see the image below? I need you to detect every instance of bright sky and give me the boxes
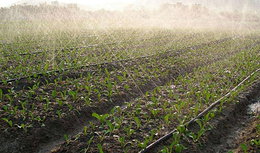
[0,0,137,7]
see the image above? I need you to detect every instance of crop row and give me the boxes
[52,39,260,153]
[0,34,235,95]
[0,30,219,81]
[0,34,259,152]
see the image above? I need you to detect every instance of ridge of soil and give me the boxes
[150,82,260,153]
[188,82,260,153]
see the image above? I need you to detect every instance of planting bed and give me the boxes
[0,21,260,153]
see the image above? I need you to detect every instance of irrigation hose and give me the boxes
[140,68,260,153]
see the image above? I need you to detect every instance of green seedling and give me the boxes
[188,128,206,142]
[134,117,141,129]
[43,98,50,112]
[11,106,19,116]
[84,126,88,135]
[81,136,94,153]
[17,123,28,133]
[2,118,13,127]
[151,109,160,118]
[240,143,248,153]
[106,120,115,134]
[114,116,123,129]
[136,139,149,149]
[99,130,110,142]
[35,116,46,123]
[57,110,62,118]
[110,106,117,117]
[6,94,13,104]
[250,138,260,147]
[67,104,73,111]
[177,125,186,134]
[164,114,171,125]
[118,136,126,147]
[64,134,69,145]
[124,85,130,91]
[28,111,34,120]
[68,90,78,102]
[124,123,135,138]
[92,113,109,123]
[97,143,104,153]
[89,121,96,130]
[0,89,2,100]
[203,112,210,123]
[60,91,68,100]
[52,90,57,98]
[175,144,187,153]
[57,99,63,106]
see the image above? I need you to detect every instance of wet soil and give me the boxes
[0,37,259,153]
[184,82,260,153]
[145,82,260,153]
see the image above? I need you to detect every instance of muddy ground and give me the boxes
[154,82,260,153]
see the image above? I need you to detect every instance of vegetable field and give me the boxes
[0,21,260,153]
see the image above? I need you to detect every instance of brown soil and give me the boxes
[153,82,260,153]
[0,37,259,153]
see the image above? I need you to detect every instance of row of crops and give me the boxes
[0,23,260,152]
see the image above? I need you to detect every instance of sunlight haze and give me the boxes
[0,0,137,8]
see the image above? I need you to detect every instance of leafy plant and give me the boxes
[81,136,94,153]
[92,113,109,123]
[2,118,13,127]
[240,143,248,153]
[97,143,104,153]
[0,89,2,100]
[64,134,69,145]
[124,123,135,138]
[17,123,29,133]
[134,117,141,129]
[89,121,96,130]
[84,126,88,135]
[106,120,115,134]
[118,136,126,147]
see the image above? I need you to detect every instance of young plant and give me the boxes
[134,117,141,129]
[68,90,78,102]
[84,126,88,135]
[99,130,110,142]
[97,143,104,153]
[92,113,109,123]
[118,136,126,147]
[43,98,50,112]
[175,144,187,153]
[81,136,94,153]
[151,109,160,118]
[240,143,248,153]
[52,89,57,98]
[57,110,62,118]
[124,123,135,138]
[106,120,115,134]
[64,134,69,145]
[6,94,13,105]
[114,116,123,129]
[2,118,13,127]
[17,123,28,133]
[160,140,177,153]
[0,89,2,100]
[164,114,172,125]
[89,121,96,130]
